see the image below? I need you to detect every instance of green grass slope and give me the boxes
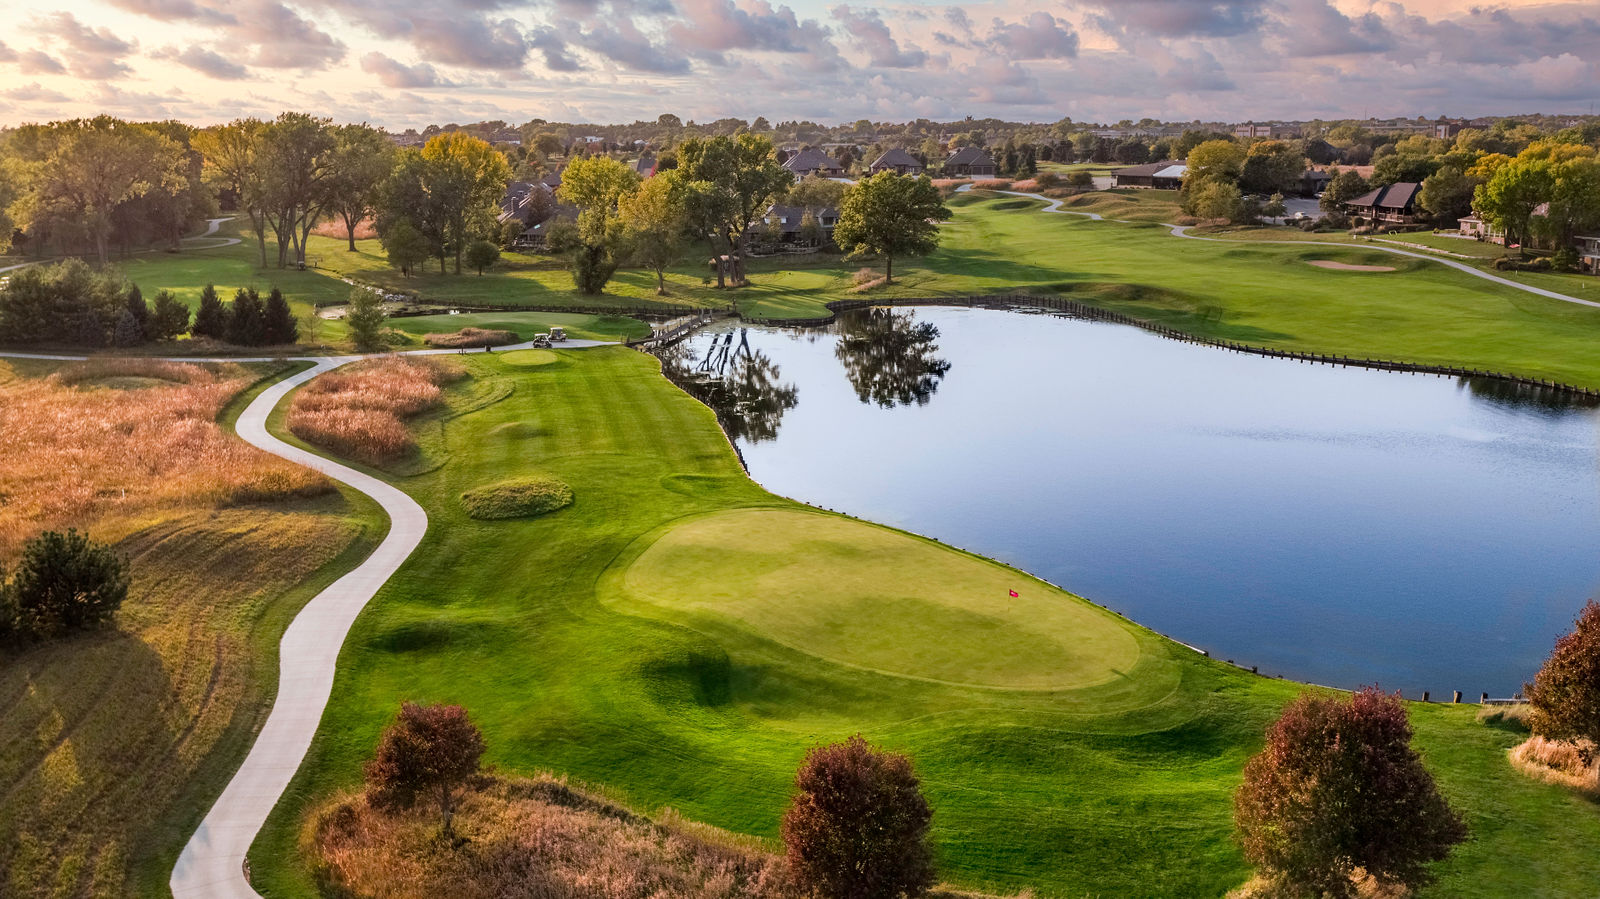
[249,347,1600,898]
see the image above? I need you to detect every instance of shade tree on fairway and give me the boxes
[326,123,397,252]
[1234,687,1466,898]
[554,155,640,295]
[781,734,935,899]
[365,701,486,839]
[380,218,430,277]
[464,238,501,276]
[676,133,791,288]
[619,172,689,294]
[832,172,949,285]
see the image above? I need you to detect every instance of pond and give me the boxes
[662,305,1600,696]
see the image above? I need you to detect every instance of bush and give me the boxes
[422,327,517,349]
[1528,600,1600,753]
[1066,171,1094,188]
[460,476,574,520]
[464,239,501,275]
[366,702,486,837]
[1033,172,1061,189]
[781,734,935,899]
[0,259,125,346]
[1234,687,1466,898]
[7,529,129,641]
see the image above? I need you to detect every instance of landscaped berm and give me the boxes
[247,346,1600,899]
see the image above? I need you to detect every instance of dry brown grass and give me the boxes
[287,357,463,465]
[1230,869,1410,899]
[313,217,379,241]
[0,358,330,559]
[1510,735,1600,797]
[423,328,519,349]
[969,179,1014,191]
[1008,178,1040,192]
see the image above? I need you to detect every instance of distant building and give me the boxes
[760,204,839,243]
[1457,214,1504,244]
[1575,235,1600,275]
[783,147,844,179]
[1299,169,1332,197]
[1345,182,1423,225]
[1113,161,1186,189]
[868,148,924,176]
[943,146,997,177]
[1234,122,1275,139]
[631,152,657,177]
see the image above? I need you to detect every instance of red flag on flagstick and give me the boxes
[1008,589,1019,597]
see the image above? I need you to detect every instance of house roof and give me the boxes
[1152,164,1188,180]
[1113,162,1171,177]
[1347,181,1421,209]
[783,147,841,173]
[945,146,995,167]
[763,204,839,225]
[870,148,922,169]
[632,153,656,176]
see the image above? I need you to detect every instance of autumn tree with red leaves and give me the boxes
[1235,687,1466,898]
[1528,600,1600,754]
[781,734,935,899]
[365,701,486,838]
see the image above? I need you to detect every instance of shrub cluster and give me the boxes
[459,476,575,520]
[0,260,188,346]
[1,529,128,645]
[422,327,518,349]
[287,357,459,464]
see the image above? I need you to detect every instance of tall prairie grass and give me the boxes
[1510,735,1600,797]
[0,358,330,559]
[424,327,518,349]
[288,357,462,465]
[312,217,378,240]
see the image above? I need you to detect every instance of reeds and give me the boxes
[0,359,330,559]
[424,327,519,349]
[1509,735,1600,797]
[287,356,461,465]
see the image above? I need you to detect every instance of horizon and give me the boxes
[2,0,1597,129]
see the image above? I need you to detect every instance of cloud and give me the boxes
[28,11,138,78]
[578,18,691,73]
[832,6,926,68]
[229,0,345,68]
[359,51,449,87]
[0,40,15,63]
[528,27,581,72]
[17,50,68,75]
[985,12,1078,60]
[152,45,250,80]
[1086,0,1269,39]
[668,0,834,55]
[302,0,533,70]
[104,0,236,25]
[2,82,71,103]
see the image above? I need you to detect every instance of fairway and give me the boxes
[612,509,1143,689]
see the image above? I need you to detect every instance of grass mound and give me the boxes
[461,475,575,520]
[423,327,518,348]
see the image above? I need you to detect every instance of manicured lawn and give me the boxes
[384,310,649,344]
[249,347,1600,898]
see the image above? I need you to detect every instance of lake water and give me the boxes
[662,306,1600,695]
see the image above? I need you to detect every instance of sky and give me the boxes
[0,0,1597,129]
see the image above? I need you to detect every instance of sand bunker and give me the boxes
[1307,259,1396,272]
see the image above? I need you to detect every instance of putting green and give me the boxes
[611,508,1143,690]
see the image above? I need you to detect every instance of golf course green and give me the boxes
[246,346,1600,898]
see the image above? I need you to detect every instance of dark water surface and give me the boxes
[663,306,1600,695]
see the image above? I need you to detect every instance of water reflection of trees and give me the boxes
[1459,376,1600,417]
[833,307,952,408]
[658,330,799,443]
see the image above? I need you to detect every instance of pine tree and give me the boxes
[112,308,143,347]
[227,287,266,346]
[150,290,191,340]
[124,284,149,341]
[344,287,387,352]
[263,287,298,345]
[192,283,229,339]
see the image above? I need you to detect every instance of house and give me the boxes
[944,146,997,177]
[1345,182,1423,224]
[760,204,839,244]
[1457,214,1504,244]
[539,168,563,192]
[783,147,844,179]
[1234,122,1275,139]
[499,181,537,222]
[1113,161,1186,189]
[1299,169,1331,197]
[631,152,657,177]
[1576,235,1600,275]
[869,148,923,176]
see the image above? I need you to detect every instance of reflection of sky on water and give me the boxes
[671,306,1600,695]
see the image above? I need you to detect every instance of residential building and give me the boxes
[631,152,657,177]
[1576,235,1600,275]
[1113,161,1186,189]
[783,147,844,179]
[1457,214,1504,244]
[760,204,839,243]
[1345,182,1423,224]
[1234,122,1275,139]
[944,146,997,177]
[868,148,924,176]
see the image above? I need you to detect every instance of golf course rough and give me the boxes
[609,508,1145,690]
[461,475,575,519]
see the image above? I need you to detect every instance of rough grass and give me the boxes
[461,476,575,520]
[252,348,1600,898]
[0,358,329,558]
[1509,736,1600,798]
[0,360,382,897]
[423,327,519,349]
[288,357,463,465]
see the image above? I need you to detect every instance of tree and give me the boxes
[365,701,486,838]
[1113,138,1150,165]
[260,112,337,269]
[380,218,430,277]
[676,134,791,287]
[832,172,949,284]
[1186,139,1247,185]
[8,529,129,639]
[263,287,298,344]
[1262,192,1287,219]
[785,172,849,210]
[226,287,265,346]
[1527,600,1600,752]
[1240,140,1305,196]
[195,118,271,267]
[0,258,124,345]
[499,217,525,249]
[463,238,500,275]
[192,283,229,339]
[1474,152,1552,249]
[150,289,190,340]
[1191,179,1242,222]
[1320,168,1370,213]
[555,154,639,294]
[344,286,387,352]
[1419,165,1476,224]
[124,283,149,340]
[618,173,688,294]
[419,132,512,274]
[326,123,396,251]
[781,734,935,899]
[113,307,143,347]
[1235,687,1467,898]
